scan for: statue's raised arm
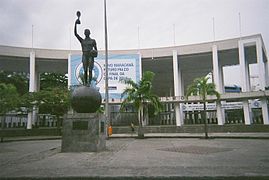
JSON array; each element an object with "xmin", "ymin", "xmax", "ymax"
[{"xmin": 74, "ymin": 11, "xmax": 82, "ymax": 42}]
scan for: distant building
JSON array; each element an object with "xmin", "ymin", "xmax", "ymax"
[{"xmin": 0, "ymin": 34, "xmax": 268, "ymax": 128}]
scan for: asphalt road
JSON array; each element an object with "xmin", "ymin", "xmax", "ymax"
[{"xmin": 0, "ymin": 138, "xmax": 269, "ymax": 179}]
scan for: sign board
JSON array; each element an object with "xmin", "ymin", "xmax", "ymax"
[
  {"xmin": 182, "ymin": 100, "xmax": 261, "ymax": 111},
  {"xmin": 69, "ymin": 54, "xmax": 141, "ymax": 99}
]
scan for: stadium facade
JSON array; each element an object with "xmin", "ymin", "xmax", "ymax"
[{"xmin": 0, "ymin": 34, "xmax": 268, "ymax": 128}]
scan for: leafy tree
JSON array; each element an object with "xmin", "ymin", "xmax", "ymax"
[
  {"xmin": 0, "ymin": 71, "xmax": 69, "ymax": 129},
  {"xmin": 0, "ymin": 71, "xmax": 28, "ymax": 95},
  {"xmin": 18, "ymin": 92, "xmax": 37, "ymax": 113},
  {"xmin": 18, "ymin": 87, "xmax": 70, "ymax": 129},
  {"xmin": 40, "ymin": 73, "xmax": 68, "ymax": 90},
  {"xmin": 34, "ymin": 87, "xmax": 70, "ymax": 129},
  {"xmin": 0, "ymin": 71, "xmax": 68, "ymax": 93},
  {"xmin": 186, "ymin": 76, "xmax": 220, "ymax": 139},
  {"xmin": 0, "ymin": 83, "xmax": 20, "ymax": 141},
  {"xmin": 121, "ymin": 71, "xmax": 163, "ymax": 138},
  {"xmin": 0, "ymin": 83, "xmax": 20, "ymax": 115}
]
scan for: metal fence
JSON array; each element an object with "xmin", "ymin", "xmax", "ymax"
[
  {"xmin": 0, "ymin": 108, "xmax": 265, "ymax": 128},
  {"xmin": 0, "ymin": 114, "xmax": 59, "ymax": 128}
]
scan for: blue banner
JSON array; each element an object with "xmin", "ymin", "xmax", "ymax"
[{"xmin": 69, "ymin": 54, "xmax": 141, "ymax": 99}]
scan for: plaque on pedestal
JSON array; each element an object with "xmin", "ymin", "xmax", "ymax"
[{"xmin": 61, "ymin": 113, "xmax": 106, "ymax": 152}]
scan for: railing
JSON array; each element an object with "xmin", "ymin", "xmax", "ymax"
[
  {"xmin": 0, "ymin": 114, "xmax": 59, "ymax": 128},
  {"xmin": 104, "ymin": 90, "xmax": 269, "ymax": 105},
  {"xmin": 0, "ymin": 114, "xmax": 28, "ymax": 128}
]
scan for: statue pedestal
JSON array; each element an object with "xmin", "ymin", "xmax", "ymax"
[{"xmin": 61, "ymin": 113, "xmax": 106, "ymax": 152}]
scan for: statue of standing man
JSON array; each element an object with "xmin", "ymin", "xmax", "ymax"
[{"xmin": 74, "ymin": 11, "xmax": 98, "ymax": 86}]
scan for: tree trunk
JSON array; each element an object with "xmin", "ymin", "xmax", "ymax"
[
  {"xmin": 1, "ymin": 115, "xmax": 5, "ymax": 142},
  {"xmin": 137, "ymin": 105, "xmax": 144, "ymax": 139},
  {"xmin": 137, "ymin": 125, "xmax": 144, "ymax": 139},
  {"xmin": 144, "ymin": 105, "xmax": 149, "ymax": 126},
  {"xmin": 203, "ymin": 101, "xmax": 209, "ymax": 139},
  {"xmin": 56, "ymin": 115, "xmax": 63, "ymax": 136},
  {"xmin": 56, "ymin": 115, "xmax": 61, "ymax": 128}
]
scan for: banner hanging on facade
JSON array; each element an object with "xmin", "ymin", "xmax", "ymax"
[{"xmin": 69, "ymin": 54, "xmax": 141, "ymax": 99}]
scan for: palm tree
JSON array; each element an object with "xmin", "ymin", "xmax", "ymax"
[
  {"xmin": 121, "ymin": 71, "xmax": 163, "ymax": 138},
  {"xmin": 186, "ymin": 76, "xmax": 220, "ymax": 139}
]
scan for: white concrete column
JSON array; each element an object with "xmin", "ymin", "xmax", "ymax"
[
  {"xmin": 179, "ymin": 68, "xmax": 185, "ymax": 125},
  {"xmin": 264, "ymin": 60, "xmax": 269, "ymax": 124},
  {"xmin": 265, "ymin": 61, "xmax": 269, "ymax": 87},
  {"xmin": 179, "ymin": 71, "xmax": 184, "ymax": 96},
  {"xmin": 256, "ymin": 38, "xmax": 266, "ymax": 90},
  {"xmin": 238, "ymin": 41, "xmax": 251, "ymax": 92},
  {"xmin": 266, "ymin": 50, "xmax": 269, "ymax": 88},
  {"xmin": 216, "ymin": 103, "xmax": 225, "ymax": 125},
  {"xmin": 27, "ymin": 112, "xmax": 33, "ymax": 129},
  {"xmin": 29, "ymin": 51, "xmax": 37, "ymax": 92},
  {"xmin": 263, "ymin": 43, "xmax": 269, "ymax": 88},
  {"xmin": 212, "ymin": 44, "xmax": 225, "ymax": 125},
  {"xmin": 27, "ymin": 51, "xmax": 38, "ymax": 129},
  {"xmin": 173, "ymin": 50, "xmax": 179, "ymax": 97},
  {"xmin": 261, "ymin": 98, "xmax": 269, "ymax": 124},
  {"xmin": 256, "ymin": 38, "xmax": 269, "ymax": 124},
  {"xmin": 239, "ymin": 40, "xmax": 253, "ymax": 125},
  {"xmin": 212, "ymin": 45, "xmax": 224, "ymax": 93},
  {"xmin": 243, "ymin": 100, "xmax": 252, "ymax": 125},
  {"xmin": 173, "ymin": 50, "xmax": 183, "ymax": 126}
]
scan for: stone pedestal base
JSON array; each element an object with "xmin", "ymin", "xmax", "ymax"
[{"xmin": 61, "ymin": 113, "xmax": 106, "ymax": 152}]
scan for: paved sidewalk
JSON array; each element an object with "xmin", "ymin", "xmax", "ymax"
[{"xmin": 0, "ymin": 138, "xmax": 269, "ymax": 179}]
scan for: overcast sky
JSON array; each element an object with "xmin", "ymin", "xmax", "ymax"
[
  {"xmin": 1, "ymin": 0, "xmax": 268, "ymax": 50},
  {"xmin": 0, "ymin": 0, "xmax": 268, "ymax": 86}
]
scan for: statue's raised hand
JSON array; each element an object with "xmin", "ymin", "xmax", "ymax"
[{"xmin": 76, "ymin": 11, "xmax": 81, "ymax": 24}]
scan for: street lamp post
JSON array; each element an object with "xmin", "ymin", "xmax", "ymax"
[{"xmin": 104, "ymin": 0, "xmax": 110, "ymax": 128}]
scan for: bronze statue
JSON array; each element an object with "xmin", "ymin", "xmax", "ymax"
[{"xmin": 74, "ymin": 11, "xmax": 98, "ymax": 86}]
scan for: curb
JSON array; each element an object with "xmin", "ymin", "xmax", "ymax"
[
  {"xmin": 1, "ymin": 176, "xmax": 269, "ymax": 180},
  {"xmin": 0, "ymin": 136, "xmax": 61, "ymax": 143},
  {"xmin": 2, "ymin": 134, "xmax": 269, "ymax": 142},
  {"xmin": 110, "ymin": 133, "xmax": 269, "ymax": 139}
]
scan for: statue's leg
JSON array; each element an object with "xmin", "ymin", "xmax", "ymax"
[
  {"xmin": 88, "ymin": 57, "xmax": 94, "ymax": 84},
  {"xmin": 82, "ymin": 55, "xmax": 88, "ymax": 85}
]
